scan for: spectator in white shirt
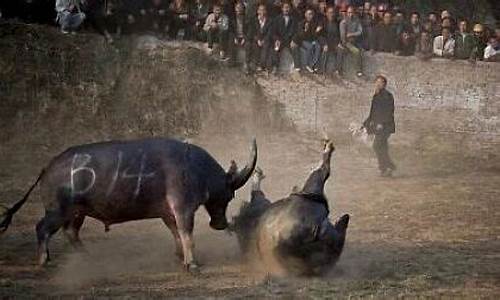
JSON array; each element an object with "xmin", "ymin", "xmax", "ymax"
[
  {"xmin": 433, "ymin": 27, "xmax": 455, "ymax": 58},
  {"xmin": 484, "ymin": 36, "xmax": 500, "ymax": 62}
]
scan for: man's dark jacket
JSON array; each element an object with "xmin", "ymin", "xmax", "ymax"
[
  {"xmin": 272, "ymin": 14, "xmax": 298, "ymax": 46},
  {"xmin": 373, "ymin": 23, "xmax": 397, "ymax": 52},
  {"xmin": 246, "ymin": 17, "xmax": 273, "ymax": 43},
  {"xmin": 363, "ymin": 89, "xmax": 395, "ymax": 134}
]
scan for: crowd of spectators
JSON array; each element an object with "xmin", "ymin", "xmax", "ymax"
[{"xmin": 2, "ymin": 0, "xmax": 500, "ymax": 75}]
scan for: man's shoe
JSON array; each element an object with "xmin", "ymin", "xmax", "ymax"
[{"xmin": 305, "ymin": 66, "xmax": 314, "ymax": 73}]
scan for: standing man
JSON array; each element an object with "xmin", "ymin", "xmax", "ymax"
[{"xmin": 362, "ymin": 75, "xmax": 396, "ymax": 177}]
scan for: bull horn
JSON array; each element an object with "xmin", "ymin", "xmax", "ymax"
[{"xmin": 229, "ymin": 138, "xmax": 258, "ymax": 190}]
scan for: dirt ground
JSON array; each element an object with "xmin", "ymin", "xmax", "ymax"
[
  {"xmin": 1, "ymin": 24, "xmax": 499, "ymax": 299},
  {"xmin": 1, "ymin": 130, "xmax": 499, "ymax": 299}
]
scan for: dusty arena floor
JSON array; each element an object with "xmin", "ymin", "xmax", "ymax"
[{"xmin": 1, "ymin": 132, "xmax": 499, "ymax": 299}]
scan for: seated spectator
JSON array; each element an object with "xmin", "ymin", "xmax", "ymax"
[
  {"xmin": 396, "ymin": 29, "xmax": 415, "ymax": 56},
  {"xmin": 270, "ymin": 1, "xmax": 300, "ymax": 73},
  {"xmin": 484, "ymin": 36, "xmax": 500, "ymax": 62},
  {"xmin": 203, "ymin": 3, "xmax": 229, "ymax": 59},
  {"xmin": 339, "ymin": 5, "xmax": 363, "ymax": 77},
  {"xmin": 338, "ymin": 4, "xmax": 348, "ymax": 21},
  {"xmin": 409, "ymin": 12, "xmax": 421, "ymax": 37},
  {"xmin": 189, "ymin": 0, "xmax": 209, "ymax": 41},
  {"xmin": 81, "ymin": 0, "xmax": 115, "ymax": 42},
  {"xmin": 316, "ymin": 0, "xmax": 328, "ymax": 24},
  {"xmin": 427, "ymin": 12, "xmax": 441, "ymax": 37},
  {"xmin": 454, "ymin": 20, "xmax": 474, "ymax": 60},
  {"xmin": 393, "ymin": 11, "xmax": 406, "ymax": 37},
  {"xmin": 246, "ymin": 4, "xmax": 273, "ymax": 72},
  {"xmin": 471, "ymin": 23, "xmax": 487, "ymax": 61},
  {"xmin": 169, "ymin": 0, "xmax": 190, "ymax": 39},
  {"xmin": 55, "ymin": 0, "xmax": 86, "ymax": 34},
  {"xmin": 146, "ymin": 0, "xmax": 170, "ymax": 36},
  {"xmin": 295, "ymin": 8, "xmax": 322, "ymax": 73},
  {"xmin": 121, "ymin": 0, "xmax": 147, "ymax": 34},
  {"xmin": 415, "ymin": 30, "xmax": 433, "ymax": 60},
  {"xmin": 441, "ymin": 10, "xmax": 451, "ymax": 20},
  {"xmin": 319, "ymin": 6, "xmax": 341, "ymax": 74},
  {"xmin": 433, "ymin": 27, "xmax": 455, "ymax": 58},
  {"xmin": 229, "ymin": 2, "xmax": 248, "ymax": 68},
  {"xmin": 373, "ymin": 11, "xmax": 397, "ymax": 53},
  {"xmin": 361, "ymin": 3, "xmax": 377, "ymax": 50},
  {"xmin": 376, "ymin": 3, "xmax": 387, "ymax": 21},
  {"xmin": 441, "ymin": 17, "xmax": 454, "ymax": 33},
  {"xmin": 268, "ymin": 0, "xmax": 282, "ymax": 19},
  {"xmin": 290, "ymin": 0, "xmax": 306, "ymax": 20}
]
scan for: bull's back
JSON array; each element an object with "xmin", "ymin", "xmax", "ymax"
[{"xmin": 40, "ymin": 138, "xmax": 218, "ymax": 222}]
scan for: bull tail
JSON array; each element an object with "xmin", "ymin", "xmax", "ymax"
[{"xmin": 0, "ymin": 169, "xmax": 46, "ymax": 234}]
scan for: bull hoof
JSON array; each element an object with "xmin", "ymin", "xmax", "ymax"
[{"xmin": 185, "ymin": 262, "xmax": 201, "ymax": 274}]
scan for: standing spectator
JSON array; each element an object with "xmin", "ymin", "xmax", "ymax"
[
  {"xmin": 189, "ymin": 0, "xmax": 210, "ymax": 41},
  {"xmin": 415, "ymin": 30, "xmax": 433, "ymax": 60},
  {"xmin": 339, "ymin": 5, "xmax": 363, "ymax": 77},
  {"xmin": 204, "ymin": 3, "xmax": 230, "ymax": 59},
  {"xmin": 427, "ymin": 11, "xmax": 440, "ymax": 37},
  {"xmin": 229, "ymin": 2, "xmax": 248, "ymax": 68},
  {"xmin": 433, "ymin": 27, "xmax": 455, "ymax": 58},
  {"xmin": 270, "ymin": 1, "xmax": 300, "ymax": 73},
  {"xmin": 362, "ymin": 75, "xmax": 396, "ymax": 177},
  {"xmin": 484, "ymin": 36, "xmax": 500, "ymax": 62},
  {"xmin": 246, "ymin": 4, "xmax": 273, "ymax": 72},
  {"xmin": 295, "ymin": 8, "xmax": 322, "ymax": 73},
  {"xmin": 319, "ymin": 6, "xmax": 341, "ymax": 74},
  {"xmin": 169, "ymin": 0, "xmax": 190, "ymax": 39},
  {"xmin": 454, "ymin": 20, "xmax": 475, "ymax": 60},
  {"xmin": 55, "ymin": 0, "xmax": 86, "ymax": 34},
  {"xmin": 373, "ymin": 11, "xmax": 396, "ymax": 53},
  {"xmin": 471, "ymin": 23, "xmax": 487, "ymax": 61}
]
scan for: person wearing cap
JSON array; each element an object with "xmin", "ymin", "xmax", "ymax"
[
  {"xmin": 471, "ymin": 23, "xmax": 487, "ymax": 61},
  {"xmin": 433, "ymin": 27, "xmax": 455, "ymax": 58},
  {"xmin": 454, "ymin": 20, "xmax": 475, "ymax": 60},
  {"xmin": 339, "ymin": 5, "xmax": 363, "ymax": 77}
]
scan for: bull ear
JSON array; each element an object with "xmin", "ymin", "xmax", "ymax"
[{"xmin": 227, "ymin": 138, "xmax": 258, "ymax": 190}]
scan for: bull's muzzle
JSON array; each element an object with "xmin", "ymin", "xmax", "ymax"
[{"xmin": 209, "ymin": 218, "xmax": 229, "ymax": 230}]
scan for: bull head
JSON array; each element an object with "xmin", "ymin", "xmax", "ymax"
[
  {"xmin": 227, "ymin": 138, "xmax": 258, "ymax": 191},
  {"xmin": 206, "ymin": 139, "xmax": 257, "ymax": 231}
]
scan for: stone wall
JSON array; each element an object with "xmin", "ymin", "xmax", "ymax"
[{"xmin": 258, "ymin": 53, "xmax": 500, "ymax": 162}]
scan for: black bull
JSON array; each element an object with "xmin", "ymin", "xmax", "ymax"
[
  {"xmin": 0, "ymin": 138, "xmax": 257, "ymax": 271},
  {"xmin": 230, "ymin": 141, "xmax": 349, "ymax": 275}
]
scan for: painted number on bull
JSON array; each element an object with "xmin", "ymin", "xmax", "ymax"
[
  {"xmin": 70, "ymin": 154, "xmax": 96, "ymax": 197},
  {"xmin": 121, "ymin": 152, "xmax": 156, "ymax": 198},
  {"xmin": 71, "ymin": 151, "xmax": 156, "ymax": 198}
]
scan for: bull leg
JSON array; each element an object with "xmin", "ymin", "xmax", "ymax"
[
  {"xmin": 162, "ymin": 216, "xmax": 183, "ymax": 261},
  {"xmin": 175, "ymin": 210, "xmax": 199, "ymax": 273},
  {"xmin": 35, "ymin": 211, "xmax": 63, "ymax": 266},
  {"xmin": 63, "ymin": 214, "xmax": 85, "ymax": 249},
  {"xmin": 301, "ymin": 140, "xmax": 335, "ymax": 194}
]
